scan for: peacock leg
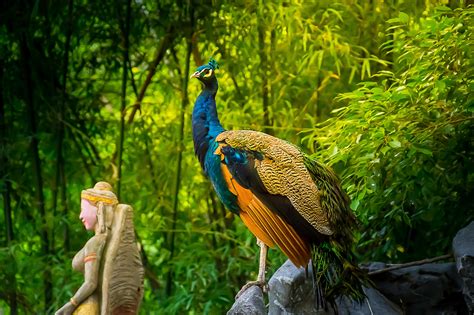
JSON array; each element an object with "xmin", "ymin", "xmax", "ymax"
[
  {"xmin": 256, "ymin": 238, "xmax": 268, "ymax": 283},
  {"xmin": 235, "ymin": 238, "xmax": 268, "ymax": 299}
]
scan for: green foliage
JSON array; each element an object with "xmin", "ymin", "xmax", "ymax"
[
  {"xmin": 0, "ymin": 0, "xmax": 472, "ymax": 314},
  {"xmin": 304, "ymin": 6, "xmax": 474, "ymax": 261}
]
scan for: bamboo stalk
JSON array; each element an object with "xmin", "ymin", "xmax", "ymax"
[
  {"xmin": 257, "ymin": 8, "xmax": 272, "ymax": 135},
  {"xmin": 117, "ymin": 0, "xmax": 132, "ymax": 198},
  {"xmin": 166, "ymin": 8, "xmax": 194, "ymax": 297},
  {"xmin": 70, "ymin": 130, "xmax": 95, "ymax": 184},
  {"xmin": 52, "ymin": 0, "xmax": 73, "ymax": 253},
  {"xmin": 1, "ymin": 56, "xmax": 18, "ymax": 315},
  {"xmin": 20, "ymin": 33, "xmax": 52, "ymax": 312}
]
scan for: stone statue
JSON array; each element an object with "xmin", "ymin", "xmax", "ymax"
[{"xmin": 56, "ymin": 181, "xmax": 144, "ymax": 315}]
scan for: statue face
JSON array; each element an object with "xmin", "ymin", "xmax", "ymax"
[{"xmin": 80, "ymin": 199, "xmax": 98, "ymax": 230}]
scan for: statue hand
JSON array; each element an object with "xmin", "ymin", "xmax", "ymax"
[{"xmin": 55, "ymin": 301, "xmax": 76, "ymax": 315}]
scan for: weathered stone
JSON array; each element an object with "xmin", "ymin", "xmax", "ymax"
[
  {"xmin": 268, "ymin": 260, "xmax": 402, "ymax": 315},
  {"xmin": 268, "ymin": 260, "xmax": 329, "ymax": 315},
  {"xmin": 337, "ymin": 287, "xmax": 402, "ymax": 315},
  {"xmin": 366, "ymin": 262, "xmax": 466, "ymax": 314},
  {"xmin": 227, "ymin": 285, "xmax": 266, "ymax": 315},
  {"xmin": 453, "ymin": 221, "xmax": 474, "ymax": 314},
  {"xmin": 229, "ymin": 220, "xmax": 474, "ymax": 315}
]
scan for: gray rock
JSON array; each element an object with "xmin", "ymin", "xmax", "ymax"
[
  {"xmin": 227, "ymin": 285, "xmax": 266, "ymax": 315},
  {"xmin": 337, "ymin": 287, "xmax": 402, "ymax": 315},
  {"xmin": 367, "ymin": 262, "xmax": 466, "ymax": 314},
  {"xmin": 453, "ymin": 221, "xmax": 474, "ymax": 314},
  {"xmin": 229, "ymin": 221, "xmax": 474, "ymax": 315},
  {"xmin": 267, "ymin": 260, "xmax": 402, "ymax": 315},
  {"xmin": 268, "ymin": 260, "xmax": 329, "ymax": 315}
]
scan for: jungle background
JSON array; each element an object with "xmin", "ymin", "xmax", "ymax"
[{"xmin": 0, "ymin": 0, "xmax": 473, "ymax": 313}]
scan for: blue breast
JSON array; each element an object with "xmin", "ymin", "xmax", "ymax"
[{"xmin": 205, "ymin": 141, "xmax": 240, "ymax": 214}]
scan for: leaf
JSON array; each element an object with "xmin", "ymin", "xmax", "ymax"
[
  {"xmin": 396, "ymin": 245, "xmax": 405, "ymax": 253},
  {"xmin": 412, "ymin": 146, "xmax": 433, "ymax": 156},
  {"xmin": 399, "ymin": 12, "xmax": 409, "ymax": 23},
  {"xmin": 350, "ymin": 199, "xmax": 360, "ymax": 211},
  {"xmin": 389, "ymin": 140, "xmax": 401, "ymax": 148}
]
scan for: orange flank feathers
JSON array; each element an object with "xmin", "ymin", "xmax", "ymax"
[{"xmin": 221, "ymin": 165, "xmax": 311, "ymax": 268}]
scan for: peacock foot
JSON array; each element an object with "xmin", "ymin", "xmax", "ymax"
[{"xmin": 235, "ymin": 280, "xmax": 268, "ymax": 299}]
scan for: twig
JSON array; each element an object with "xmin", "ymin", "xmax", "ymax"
[{"xmin": 368, "ymin": 253, "xmax": 452, "ymax": 276}]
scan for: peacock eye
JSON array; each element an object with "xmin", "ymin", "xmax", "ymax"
[{"xmin": 203, "ymin": 69, "xmax": 213, "ymax": 78}]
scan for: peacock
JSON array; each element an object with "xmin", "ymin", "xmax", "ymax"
[{"xmin": 190, "ymin": 58, "xmax": 368, "ymax": 309}]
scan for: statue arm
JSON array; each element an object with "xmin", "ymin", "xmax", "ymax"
[{"xmin": 55, "ymin": 235, "xmax": 107, "ymax": 315}]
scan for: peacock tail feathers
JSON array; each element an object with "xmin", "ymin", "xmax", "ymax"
[
  {"xmin": 312, "ymin": 240, "xmax": 368, "ymax": 309},
  {"xmin": 303, "ymin": 155, "xmax": 357, "ymax": 243}
]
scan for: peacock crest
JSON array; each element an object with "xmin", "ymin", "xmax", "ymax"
[{"xmin": 207, "ymin": 57, "xmax": 219, "ymax": 70}]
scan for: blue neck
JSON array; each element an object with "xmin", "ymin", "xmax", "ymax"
[{"xmin": 192, "ymin": 78, "xmax": 225, "ymax": 169}]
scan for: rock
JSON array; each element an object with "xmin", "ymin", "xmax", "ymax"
[
  {"xmin": 227, "ymin": 285, "xmax": 265, "ymax": 315},
  {"xmin": 229, "ymin": 220, "xmax": 474, "ymax": 315},
  {"xmin": 337, "ymin": 287, "xmax": 402, "ymax": 315},
  {"xmin": 268, "ymin": 260, "xmax": 329, "ymax": 315},
  {"xmin": 267, "ymin": 260, "xmax": 402, "ymax": 315},
  {"xmin": 367, "ymin": 262, "xmax": 466, "ymax": 314},
  {"xmin": 453, "ymin": 221, "xmax": 474, "ymax": 314}
]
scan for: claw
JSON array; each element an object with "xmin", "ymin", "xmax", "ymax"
[{"xmin": 235, "ymin": 280, "xmax": 267, "ymax": 299}]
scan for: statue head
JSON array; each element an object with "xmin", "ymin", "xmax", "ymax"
[{"xmin": 80, "ymin": 182, "xmax": 118, "ymax": 233}]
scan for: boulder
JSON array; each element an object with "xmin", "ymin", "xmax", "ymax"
[
  {"xmin": 227, "ymin": 285, "xmax": 266, "ymax": 315},
  {"xmin": 267, "ymin": 260, "xmax": 329, "ymax": 315},
  {"xmin": 337, "ymin": 287, "xmax": 402, "ymax": 315},
  {"xmin": 227, "ymin": 222, "xmax": 474, "ymax": 314},
  {"xmin": 366, "ymin": 262, "xmax": 466, "ymax": 314},
  {"xmin": 267, "ymin": 260, "xmax": 402, "ymax": 315},
  {"xmin": 453, "ymin": 221, "xmax": 474, "ymax": 314}
]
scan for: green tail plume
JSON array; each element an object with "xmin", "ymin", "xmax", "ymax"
[{"xmin": 311, "ymin": 240, "xmax": 369, "ymax": 310}]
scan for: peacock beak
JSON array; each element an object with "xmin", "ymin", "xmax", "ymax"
[{"xmin": 190, "ymin": 71, "xmax": 200, "ymax": 79}]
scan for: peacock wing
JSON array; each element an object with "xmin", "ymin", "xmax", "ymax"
[
  {"xmin": 219, "ymin": 163, "xmax": 311, "ymax": 267},
  {"xmin": 216, "ymin": 130, "xmax": 333, "ymax": 236}
]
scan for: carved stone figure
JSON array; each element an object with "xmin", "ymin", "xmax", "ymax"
[{"xmin": 55, "ymin": 182, "xmax": 144, "ymax": 315}]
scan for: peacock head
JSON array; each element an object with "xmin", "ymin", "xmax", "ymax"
[{"xmin": 190, "ymin": 58, "xmax": 219, "ymax": 85}]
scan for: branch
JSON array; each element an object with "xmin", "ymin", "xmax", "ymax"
[
  {"xmin": 128, "ymin": 57, "xmax": 139, "ymax": 98},
  {"xmin": 127, "ymin": 30, "xmax": 173, "ymax": 124},
  {"xmin": 191, "ymin": 30, "xmax": 203, "ymax": 66},
  {"xmin": 368, "ymin": 253, "xmax": 453, "ymax": 276}
]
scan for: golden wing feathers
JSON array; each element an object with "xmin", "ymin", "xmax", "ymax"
[
  {"xmin": 216, "ymin": 130, "xmax": 333, "ymax": 236},
  {"xmin": 221, "ymin": 165, "xmax": 311, "ymax": 267}
]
